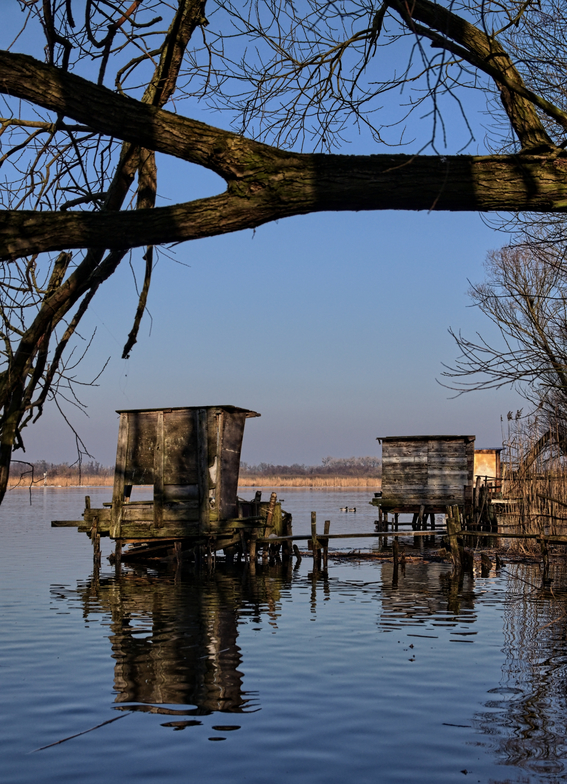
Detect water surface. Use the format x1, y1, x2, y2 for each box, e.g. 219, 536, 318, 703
1, 487, 566, 783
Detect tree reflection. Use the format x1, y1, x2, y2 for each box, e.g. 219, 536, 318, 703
473, 563, 567, 780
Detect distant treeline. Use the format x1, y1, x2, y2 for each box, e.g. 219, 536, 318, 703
8, 455, 382, 488
240, 456, 382, 478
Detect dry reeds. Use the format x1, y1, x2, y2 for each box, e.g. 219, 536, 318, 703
500, 413, 567, 550
7, 473, 381, 489
238, 476, 381, 488
7, 475, 114, 488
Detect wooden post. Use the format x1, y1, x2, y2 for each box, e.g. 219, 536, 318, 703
91, 513, 101, 569
264, 492, 277, 562
249, 532, 257, 563
238, 530, 247, 562
394, 513, 399, 531
473, 474, 482, 523
446, 505, 462, 571
323, 519, 330, 571
311, 512, 320, 571
197, 408, 210, 535
153, 410, 165, 529
110, 414, 129, 538
282, 514, 293, 563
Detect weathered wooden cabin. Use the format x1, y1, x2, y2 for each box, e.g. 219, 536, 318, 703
378, 435, 476, 518
53, 405, 290, 561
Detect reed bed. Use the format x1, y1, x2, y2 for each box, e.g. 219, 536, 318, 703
7, 475, 114, 488
500, 414, 567, 551
7, 473, 381, 489
238, 476, 381, 488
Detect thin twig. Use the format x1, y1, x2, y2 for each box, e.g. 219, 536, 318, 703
30, 713, 128, 753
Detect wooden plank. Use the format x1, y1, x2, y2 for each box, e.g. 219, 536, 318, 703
120, 523, 201, 538
210, 408, 221, 522
197, 408, 210, 534
218, 410, 247, 521
162, 506, 200, 523
465, 528, 567, 543
51, 520, 82, 527
153, 410, 165, 528
163, 409, 199, 484
123, 411, 158, 485
110, 412, 129, 538
257, 530, 448, 542
122, 506, 155, 522
163, 484, 199, 501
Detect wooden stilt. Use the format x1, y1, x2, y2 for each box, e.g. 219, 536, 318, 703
249, 533, 257, 563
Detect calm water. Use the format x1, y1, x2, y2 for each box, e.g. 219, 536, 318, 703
2, 487, 567, 783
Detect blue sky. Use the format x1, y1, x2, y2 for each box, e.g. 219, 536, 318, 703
4, 3, 523, 467
23, 204, 521, 466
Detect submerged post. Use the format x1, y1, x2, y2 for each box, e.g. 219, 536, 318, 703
446, 505, 462, 571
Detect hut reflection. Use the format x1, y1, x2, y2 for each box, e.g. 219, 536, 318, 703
77, 564, 291, 716
379, 562, 477, 623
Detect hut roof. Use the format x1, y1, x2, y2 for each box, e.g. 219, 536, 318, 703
116, 405, 260, 417
378, 435, 474, 443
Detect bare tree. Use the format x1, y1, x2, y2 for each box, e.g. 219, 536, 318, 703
2, 1, 567, 502
443, 237, 567, 423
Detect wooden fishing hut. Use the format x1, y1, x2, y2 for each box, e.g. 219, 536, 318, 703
53, 405, 291, 563
374, 435, 475, 528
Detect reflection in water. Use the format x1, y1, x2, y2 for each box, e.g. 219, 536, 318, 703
474, 563, 567, 780
379, 562, 477, 629
50, 555, 567, 778
72, 564, 292, 717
